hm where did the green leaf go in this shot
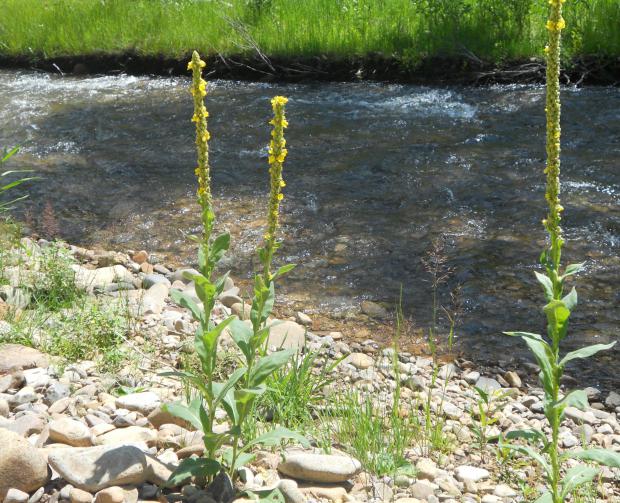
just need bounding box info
[499,443,552,479]
[210,232,230,264]
[170,289,204,323]
[504,332,554,396]
[163,399,205,431]
[249,349,294,388]
[473,386,489,404]
[271,263,296,281]
[559,342,616,368]
[244,488,285,503]
[566,448,620,468]
[203,431,229,453]
[534,271,554,301]
[193,274,217,305]
[213,367,247,408]
[220,388,239,425]
[504,428,548,446]
[231,452,256,471]
[200,316,236,364]
[562,262,585,279]
[556,389,588,413]
[229,318,253,362]
[533,491,553,503]
[562,287,578,311]
[244,426,310,451]
[560,465,598,499]
[543,299,571,341]
[166,457,221,487]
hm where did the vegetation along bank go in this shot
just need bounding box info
[1,0,619,84]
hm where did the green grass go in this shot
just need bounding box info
[0,0,618,63]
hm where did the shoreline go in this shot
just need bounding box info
[1,53,619,86]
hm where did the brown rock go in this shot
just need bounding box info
[132,251,149,265]
[70,488,94,503]
[0,429,49,498]
[94,486,124,503]
[0,344,49,373]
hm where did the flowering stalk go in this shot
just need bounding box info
[504,3,619,501]
[262,95,289,284]
[188,50,215,276]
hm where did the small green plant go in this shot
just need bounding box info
[502,2,619,502]
[30,243,82,311]
[162,52,306,487]
[470,386,507,460]
[257,346,343,431]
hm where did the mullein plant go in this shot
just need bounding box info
[163,54,305,487]
[502,2,619,502]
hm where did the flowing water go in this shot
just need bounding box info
[0,70,618,387]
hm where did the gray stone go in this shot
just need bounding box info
[343,353,374,370]
[605,391,620,409]
[94,486,125,503]
[295,312,313,326]
[115,392,161,416]
[463,371,480,384]
[0,429,49,498]
[72,265,133,291]
[455,466,490,483]
[169,268,199,284]
[278,452,362,483]
[416,458,438,481]
[97,426,157,446]
[142,274,171,290]
[48,444,160,492]
[475,376,502,394]
[410,481,435,500]
[266,321,306,351]
[565,407,597,425]
[44,381,71,405]
[360,300,388,319]
[140,283,169,315]
[9,386,37,408]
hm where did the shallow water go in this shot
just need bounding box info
[0,70,618,387]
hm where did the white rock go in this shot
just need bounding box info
[49,418,94,447]
[455,466,490,483]
[278,452,362,483]
[115,392,161,416]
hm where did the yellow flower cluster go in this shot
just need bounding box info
[188,51,213,235]
[542,0,565,262]
[262,96,289,280]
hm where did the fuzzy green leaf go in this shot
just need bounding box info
[562,287,578,311]
[533,491,553,503]
[566,448,620,468]
[166,457,221,487]
[562,262,585,279]
[560,465,599,499]
[504,332,554,396]
[534,271,554,301]
[213,367,247,409]
[271,263,296,281]
[163,398,205,432]
[559,342,616,368]
[210,232,230,264]
[244,426,310,451]
[170,289,204,323]
[543,299,571,341]
[249,349,294,388]
[229,318,253,362]
[500,442,552,478]
[504,428,548,446]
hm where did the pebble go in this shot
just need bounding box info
[278,452,362,483]
[455,466,490,483]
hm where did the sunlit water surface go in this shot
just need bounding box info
[0,71,618,387]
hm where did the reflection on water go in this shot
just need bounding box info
[0,71,618,387]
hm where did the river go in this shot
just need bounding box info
[0,70,618,388]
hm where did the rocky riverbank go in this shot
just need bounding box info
[0,238,618,503]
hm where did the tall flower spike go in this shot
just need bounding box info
[263,96,289,283]
[188,51,213,248]
[544,0,565,270]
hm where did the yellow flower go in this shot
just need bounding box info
[277,193,284,201]
[280,180,286,188]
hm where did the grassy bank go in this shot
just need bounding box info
[1,0,619,66]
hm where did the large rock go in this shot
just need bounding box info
[97,426,157,447]
[455,465,490,483]
[72,265,133,291]
[0,429,49,498]
[278,452,361,483]
[266,321,306,351]
[48,444,163,492]
[49,418,94,447]
[0,344,49,373]
[115,392,161,416]
[140,284,169,315]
